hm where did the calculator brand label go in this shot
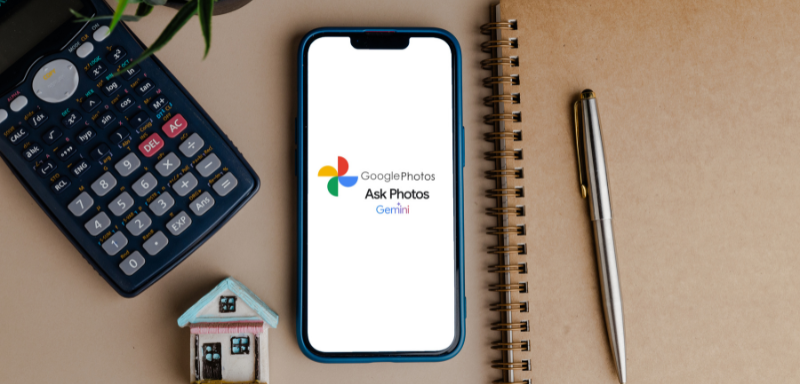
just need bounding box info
[318,156,358,197]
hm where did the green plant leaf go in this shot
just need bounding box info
[198,0,214,58]
[109,0,130,33]
[114,0,199,76]
[135,3,154,16]
[70,9,142,23]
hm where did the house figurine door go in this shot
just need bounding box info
[202,343,222,380]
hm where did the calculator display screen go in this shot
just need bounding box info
[306,36,456,353]
[0,0,85,74]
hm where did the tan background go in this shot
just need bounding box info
[3,0,800,383]
[0,0,500,383]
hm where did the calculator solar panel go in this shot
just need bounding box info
[0,0,260,297]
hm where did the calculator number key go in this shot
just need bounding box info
[143,231,168,256]
[173,172,198,197]
[132,172,157,197]
[102,232,128,256]
[91,172,117,196]
[190,192,215,216]
[68,191,94,217]
[155,152,181,177]
[179,133,204,157]
[167,211,192,236]
[120,251,145,276]
[127,212,152,236]
[115,152,141,177]
[149,192,175,216]
[85,212,111,236]
[108,191,134,216]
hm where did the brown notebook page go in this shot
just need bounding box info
[489,0,800,383]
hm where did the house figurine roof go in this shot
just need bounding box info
[177,277,279,329]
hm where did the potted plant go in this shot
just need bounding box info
[72,0,251,73]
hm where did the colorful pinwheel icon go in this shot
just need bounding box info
[318,156,358,196]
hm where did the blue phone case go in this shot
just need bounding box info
[295,27,466,363]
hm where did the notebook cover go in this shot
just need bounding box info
[491,0,800,382]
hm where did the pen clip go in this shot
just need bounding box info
[573,100,588,199]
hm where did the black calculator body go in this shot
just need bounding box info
[0,0,260,297]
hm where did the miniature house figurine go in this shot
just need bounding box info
[178,277,279,383]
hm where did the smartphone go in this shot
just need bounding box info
[296,28,465,363]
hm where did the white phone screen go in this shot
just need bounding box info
[306,36,456,353]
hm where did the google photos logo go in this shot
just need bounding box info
[318,156,358,196]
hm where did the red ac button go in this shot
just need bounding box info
[138,133,164,158]
[162,113,188,138]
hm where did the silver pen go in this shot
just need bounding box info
[573,90,627,384]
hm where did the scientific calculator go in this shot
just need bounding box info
[0,0,260,297]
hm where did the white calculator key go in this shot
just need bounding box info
[85,212,111,236]
[102,231,128,256]
[76,42,94,58]
[93,26,110,42]
[68,192,94,217]
[91,172,117,197]
[115,152,141,177]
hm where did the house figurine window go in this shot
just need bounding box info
[219,296,236,313]
[231,336,250,355]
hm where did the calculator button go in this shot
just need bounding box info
[68,191,94,217]
[93,26,110,42]
[8,127,28,144]
[75,127,96,145]
[101,78,122,96]
[107,47,127,64]
[162,113,187,138]
[167,211,192,236]
[87,62,107,81]
[56,143,77,161]
[70,159,91,178]
[126,212,152,236]
[81,94,102,112]
[90,143,111,160]
[0,109,7,124]
[22,143,43,161]
[173,172,197,197]
[61,111,82,128]
[179,133,204,157]
[110,127,130,146]
[135,79,155,96]
[102,232,128,256]
[120,251,145,276]
[108,191,134,216]
[155,152,181,177]
[190,192,215,216]
[148,95,169,112]
[121,65,141,80]
[115,95,135,112]
[29,111,48,128]
[143,231,168,256]
[149,192,175,216]
[91,172,117,196]
[197,154,221,177]
[132,172,157,197]
[42,127,62,144]
[76,42,94,58]
[33,60,79,103]
[138,133,163,157]
[96,110,116,129]
[213,173,238,197]
[115,152,140,176]
[130,111,151,130]
[85,212,111,236]
[9,96,27,112]
[37,159,57,178]
[51,177,70,194]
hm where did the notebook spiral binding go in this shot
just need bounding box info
[482,4,529,384]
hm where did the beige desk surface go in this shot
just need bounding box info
[0,1,501,382]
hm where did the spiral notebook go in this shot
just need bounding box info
[479,1,800,383]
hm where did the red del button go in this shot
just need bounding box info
[162,113,187,138]
[138,133,164,157]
